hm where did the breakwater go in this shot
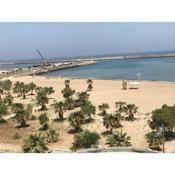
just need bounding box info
[0,60,96,79]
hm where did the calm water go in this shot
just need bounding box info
[0,63,38,70]
[42,58,175,82]
[0,58,175,82]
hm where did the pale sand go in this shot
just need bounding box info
[1,75,175,152]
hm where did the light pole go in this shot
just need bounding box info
[161,122,165,153]
[137,73,141,81]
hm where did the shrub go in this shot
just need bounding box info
[71,130,100,151]
[148,105,175,135]
[146,131,163,151]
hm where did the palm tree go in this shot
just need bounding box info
[52,101,65,121]
[106,131,132,147]
[4,93,13,106]
[98,103,109,116]
[0,88,3,99]
[65,79,70,87]
[0,100,7,123]
[13,82,30,99]
[14,108,30,127]
[81,101,96,122]
[45,87,55,95]
[125,104,138,121]
[61,87,75,110]
[21,84,30,99]
[77,91,89,105]
[61,87,75,99]
[68,111,84,132]
[12,103,24,113]
[1,80,12,93]
[36,92,49,110]
[87,79,93,91]
[46,128,59,143]
[29,82,37,95]
[115,101,127,114]
[22,133,48,153]
[13,81,22,97]
[39,113,49,130]
[103,113,122,134]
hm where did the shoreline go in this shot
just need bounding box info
[1,69,175,84]
[35,75,175,84]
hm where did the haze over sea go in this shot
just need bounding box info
[1,57,174,82]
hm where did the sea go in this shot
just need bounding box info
[0,57,175,82]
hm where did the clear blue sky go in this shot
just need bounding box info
[0,22,174,60]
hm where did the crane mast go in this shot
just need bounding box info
[36,49,49,67]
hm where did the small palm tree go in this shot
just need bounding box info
[61,87,75,99]
[21,84,30,99]
[125,104,138,121]
[36,92,49,110]
[68,111,84,132]
[77,91,89,104]
[81,101,96,122]
[46,128,59,143]
[45,87,55,95]
[65,79,70,87]
[103,113,122,134]
[29,82,37,95]
[12,103,24,113]
[98,103,109,116]
[0,89,3,99]
[39,113,49,130]
[0,100,7,123]
[106,131,132,147]
[87,79,93,91]
[14,108,30,127]
[64,97,74,110]
[4,93,13,106]
[52,101,65,121]
[115,101,127,114]
[22,133,48,153]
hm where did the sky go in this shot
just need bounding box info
[0,22,174,60]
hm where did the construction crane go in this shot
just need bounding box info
[36,49,49,67]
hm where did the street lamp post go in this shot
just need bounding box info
[137,73,141,81]
[162,123,165,153]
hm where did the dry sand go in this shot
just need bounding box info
[0,75,175,152]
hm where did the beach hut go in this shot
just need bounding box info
[129,81,140,89]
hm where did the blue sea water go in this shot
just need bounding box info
[41,58,175,82]
[0,58,175,82]
[0,63,37,70]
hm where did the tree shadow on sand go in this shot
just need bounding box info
[68,128,83,134]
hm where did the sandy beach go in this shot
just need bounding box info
[0,75,175,152]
